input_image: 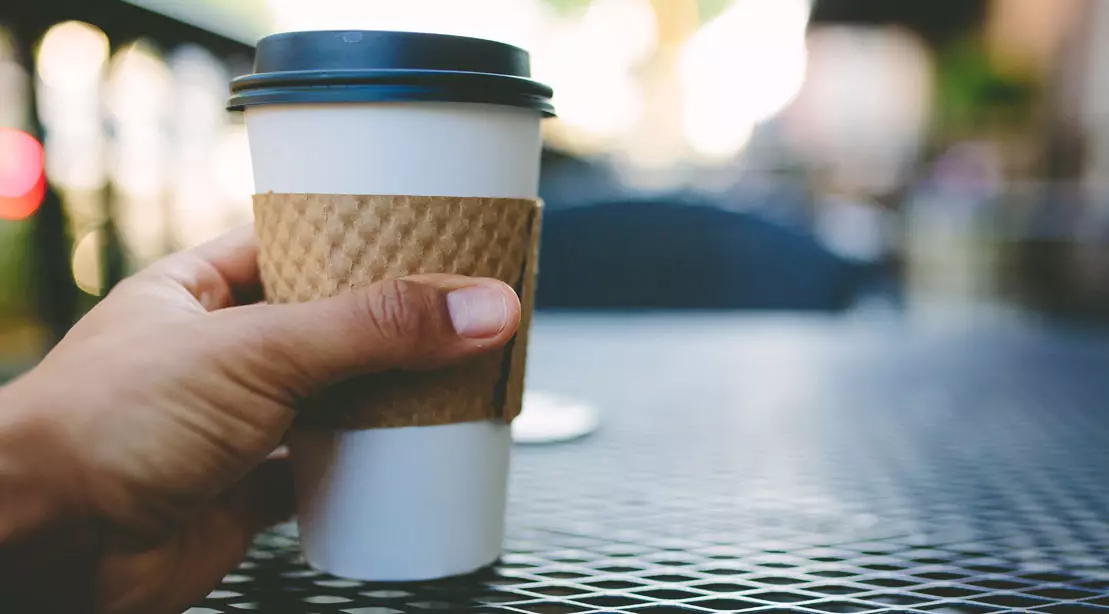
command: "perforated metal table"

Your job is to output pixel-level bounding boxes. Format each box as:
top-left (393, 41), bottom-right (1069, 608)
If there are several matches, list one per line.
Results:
top-left (195, 314), bottom-right (1109, 613)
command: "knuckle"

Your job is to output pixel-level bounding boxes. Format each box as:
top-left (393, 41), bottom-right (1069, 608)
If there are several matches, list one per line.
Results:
top-left (105, 274), bottom-right (144, 299)
top-left (360, 279), bottom-right (431, 342)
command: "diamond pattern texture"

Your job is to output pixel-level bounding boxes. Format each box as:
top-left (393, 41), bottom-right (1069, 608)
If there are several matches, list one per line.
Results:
top-left (253, 193), bottom-right (540, 429)
top-left (195, 317), bottom-right (1109, 613)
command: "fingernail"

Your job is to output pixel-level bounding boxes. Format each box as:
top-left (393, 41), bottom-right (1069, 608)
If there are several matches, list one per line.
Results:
top-left (447, 284), bottom-right (510, 339)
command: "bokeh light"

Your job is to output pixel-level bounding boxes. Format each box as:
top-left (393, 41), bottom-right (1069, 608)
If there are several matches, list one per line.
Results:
top-left (534, 22), bottom-right (645, 144)
top-left (171, 123), bottom-right (253, 249)
top-left (784, 26), bottom-right (933, 194)
top-left (106, 41), bottom-right (172, 125)
top-left (170, 45), bottom-right (229, 135)
top-left (212, 124), bottom-right (254, 206)
top-left (107, 41), bottom-right (170, 199)
top-left (169, 45), bottom-right (235, 249)
top-left (43, 129), bottom-right (108, 192)
top-left (680, 0), bottom-right (811, 159)
top-left (36, 22), bottom-right (109, 192)
top-left (0, 128), bottom-right (46, 221)
top-left (106, 41), bottom-right (172, 265)
top-left (71, 227), bottom-right (105, 296)
top-left (36, 21), bottom-right (109, 93)
top-left (533, 0), bottom-right (655, 150)
top-left (575, 0), bottom-right (658, 66)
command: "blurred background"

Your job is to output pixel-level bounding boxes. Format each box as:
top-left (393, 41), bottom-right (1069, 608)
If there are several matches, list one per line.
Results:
top-left (1, 0), bottom-right (1108, 373)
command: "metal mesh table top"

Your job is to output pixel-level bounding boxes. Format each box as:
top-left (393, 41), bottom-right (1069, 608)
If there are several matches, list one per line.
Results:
top-left (194, 314), bottom-right (1109, 613)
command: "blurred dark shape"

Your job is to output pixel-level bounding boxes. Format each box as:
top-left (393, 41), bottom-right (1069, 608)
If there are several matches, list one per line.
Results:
top-left (30, 184), bottom-right (77, 348)
top-left (8, 27), bottom-right (79, 350)
top-left (536, 199), bottom-right (859, 311)
top-left (539, 148), bottom-right (625, 210)
top-left (811, 0), bottom-right (988, 47)
top-left (1004, 123), bottom-right (1103, 321)
top-left (934, 40), bottom-right (1038, 137)
top-left (101, 183), bottom-right (127, 293)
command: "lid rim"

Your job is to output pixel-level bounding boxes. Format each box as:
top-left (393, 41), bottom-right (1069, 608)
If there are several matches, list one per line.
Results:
top-left (228, 85), bottom-right (556, 117)
top-left (231, 69), bottom-right (553, 97)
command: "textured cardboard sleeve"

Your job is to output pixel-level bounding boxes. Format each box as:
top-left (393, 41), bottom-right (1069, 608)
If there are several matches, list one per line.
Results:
top-left (253, 193), bottom-right (541, 429)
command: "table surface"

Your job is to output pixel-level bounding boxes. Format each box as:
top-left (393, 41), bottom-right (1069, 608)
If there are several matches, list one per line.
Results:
top-left (194, 313), bottom-right (1109, 613)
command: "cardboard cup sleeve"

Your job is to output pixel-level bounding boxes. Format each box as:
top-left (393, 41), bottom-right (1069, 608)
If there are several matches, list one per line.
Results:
top-left (253, 193), bottom-right (541, 430)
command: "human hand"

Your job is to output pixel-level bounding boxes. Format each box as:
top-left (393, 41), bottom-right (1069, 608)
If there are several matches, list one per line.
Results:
top-left (0, 225), bottom-right (521, 613)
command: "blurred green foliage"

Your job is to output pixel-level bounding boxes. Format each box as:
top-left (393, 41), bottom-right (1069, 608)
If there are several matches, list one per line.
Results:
top-left (544, 0), bottom-right (592, 16)
top-left (935, 39), bottom-right (1038, 138)
top-left (697, 0), bottom-right (732, 23)
top-left (0, 220), bottom-right (33, 317)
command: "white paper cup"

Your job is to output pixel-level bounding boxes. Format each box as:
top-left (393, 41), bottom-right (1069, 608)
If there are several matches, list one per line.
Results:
top-left (232, 31), bottom-right (552, 582)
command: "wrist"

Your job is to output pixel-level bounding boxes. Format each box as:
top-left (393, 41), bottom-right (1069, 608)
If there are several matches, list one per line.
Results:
top-left (0, 376), bottom-right (100, 609)
top-left (0, 376), bottom-right (79, 542)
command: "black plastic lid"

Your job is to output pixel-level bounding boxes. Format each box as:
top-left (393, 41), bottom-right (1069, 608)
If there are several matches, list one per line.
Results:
top-left (228, 30), bottom-right (554, 116)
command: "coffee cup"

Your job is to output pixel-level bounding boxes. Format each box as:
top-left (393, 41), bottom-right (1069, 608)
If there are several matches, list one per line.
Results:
top-left (229, 30), bottom-right (554, 582)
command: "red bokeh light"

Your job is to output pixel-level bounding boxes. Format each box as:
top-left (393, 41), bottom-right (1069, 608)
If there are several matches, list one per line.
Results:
top-left (0, 128), bottom-right (47, 221)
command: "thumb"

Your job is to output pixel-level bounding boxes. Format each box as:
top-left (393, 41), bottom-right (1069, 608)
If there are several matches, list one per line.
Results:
top-left (219, 275), bottom-right (522, 398)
